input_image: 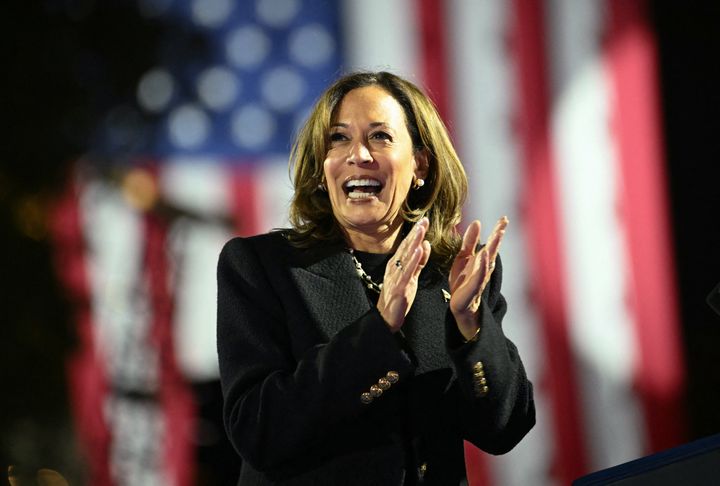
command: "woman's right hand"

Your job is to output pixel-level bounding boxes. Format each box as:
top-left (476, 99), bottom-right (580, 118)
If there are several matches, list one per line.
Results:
top-left (376, 217), bottom-right (431, 332)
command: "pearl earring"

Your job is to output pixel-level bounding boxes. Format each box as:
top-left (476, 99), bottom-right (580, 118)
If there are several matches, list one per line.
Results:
top-left (413, 178), bottom-right (425, 190)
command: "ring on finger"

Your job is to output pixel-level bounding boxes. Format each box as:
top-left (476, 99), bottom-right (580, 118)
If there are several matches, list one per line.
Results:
top-left (395, 259), bottom-right (403, 269)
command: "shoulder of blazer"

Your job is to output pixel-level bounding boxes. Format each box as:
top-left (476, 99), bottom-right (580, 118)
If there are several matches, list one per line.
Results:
top-left (222, 230), bottom-right (295, 268)
top-left (221, 230), bottom-right (374, 339)
top-left (233, 230), bottom-right (292, 253)
top-left (220, 230), bottom-right (351, 282)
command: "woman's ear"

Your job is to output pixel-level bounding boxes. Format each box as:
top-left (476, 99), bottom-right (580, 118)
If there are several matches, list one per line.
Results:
top-left (414, 148), bottom-right (430, 181)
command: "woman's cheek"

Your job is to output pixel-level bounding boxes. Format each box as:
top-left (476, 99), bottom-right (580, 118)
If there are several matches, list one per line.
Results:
top-left (323, 155), bottom-right (339, 179)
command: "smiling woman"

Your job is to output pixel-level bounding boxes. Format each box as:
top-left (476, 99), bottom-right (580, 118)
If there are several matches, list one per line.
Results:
top-left (322, 85), bottom-right (427, 253)
top-left (289, 72), bottom-right (467, 269)
top-left (217, 71), bottom-right (535, 485)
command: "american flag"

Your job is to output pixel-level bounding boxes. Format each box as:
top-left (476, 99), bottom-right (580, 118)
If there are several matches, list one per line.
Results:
top-left (56, 0), bottom-right (685, 484)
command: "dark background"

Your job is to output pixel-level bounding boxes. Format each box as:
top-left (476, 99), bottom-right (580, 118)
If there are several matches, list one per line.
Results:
top-left (651, 0), bottom-right (720, 441)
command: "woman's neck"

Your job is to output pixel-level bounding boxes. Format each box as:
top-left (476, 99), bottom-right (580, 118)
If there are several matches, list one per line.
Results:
top-left (343, 221), bottom-right (403, 254)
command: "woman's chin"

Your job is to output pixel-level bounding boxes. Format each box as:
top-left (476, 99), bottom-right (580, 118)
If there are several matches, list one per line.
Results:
top-left (340, 213), bottom-right (403, 234)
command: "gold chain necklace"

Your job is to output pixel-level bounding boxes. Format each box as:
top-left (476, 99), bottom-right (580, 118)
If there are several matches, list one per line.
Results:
top-left (348, 249), bottom-right (383, 294)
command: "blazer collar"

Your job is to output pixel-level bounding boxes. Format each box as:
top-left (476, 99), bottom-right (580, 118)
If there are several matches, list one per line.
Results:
top-left (287, 241), bottom-right (451, 355)
top-left (288, 243), bottom-right (373, 339)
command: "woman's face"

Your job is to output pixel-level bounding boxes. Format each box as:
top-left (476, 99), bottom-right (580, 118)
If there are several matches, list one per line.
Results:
top-left (323, 85), bottom-right (426, 240)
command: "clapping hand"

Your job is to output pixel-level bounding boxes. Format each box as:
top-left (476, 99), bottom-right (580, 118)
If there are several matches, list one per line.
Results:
top-left (376, 217), bottom-right (431, 332)
top-left (449, 217), bottom-right (508, 340)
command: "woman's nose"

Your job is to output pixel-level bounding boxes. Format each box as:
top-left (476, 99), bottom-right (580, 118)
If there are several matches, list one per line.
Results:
top-left (347, 141), bottom-right (372, 165)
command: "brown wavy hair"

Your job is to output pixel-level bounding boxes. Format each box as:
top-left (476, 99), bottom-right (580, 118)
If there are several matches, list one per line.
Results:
top-left (288, 71), bottom-right (467, 269)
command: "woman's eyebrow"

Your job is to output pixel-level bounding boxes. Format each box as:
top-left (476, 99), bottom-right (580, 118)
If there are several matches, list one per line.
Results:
top-left (329, 121), bottom-right (392, 130)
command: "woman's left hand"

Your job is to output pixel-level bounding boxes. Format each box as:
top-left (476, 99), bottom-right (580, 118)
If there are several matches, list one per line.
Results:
top-left (448, 217), bottom-right (508, 340)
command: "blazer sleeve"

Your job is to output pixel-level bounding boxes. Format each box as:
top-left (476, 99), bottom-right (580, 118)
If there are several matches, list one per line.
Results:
top-left (217, 237), bottom-right (414, 473)
top-left (444, 255), bottom-right (536, 454)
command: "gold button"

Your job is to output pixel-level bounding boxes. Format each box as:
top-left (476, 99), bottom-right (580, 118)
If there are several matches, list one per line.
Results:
top-left (478, 377), bottom-right (487, 385)
top-left (386, 371), bottom-right (399, 383)
top-left (473, 370), bottom-right (485, 378)
top-left (377, 378), bottom-right (391, 390)
top-left (369, 385), bottom-right (383, 397)
top-left (472, 362), bottom-right (484, 372)
top-left (361, 392), bottom-right (373, 404)
top-left (478, 385), bottom-right (489, 396)
top-left (418, 462), bottom-right (427, 478)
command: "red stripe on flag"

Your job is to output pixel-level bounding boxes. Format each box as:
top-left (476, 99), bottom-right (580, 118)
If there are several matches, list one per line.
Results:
top-left (511, 0), bottom-right (588, 481)
top-left (230, 165), bottom-right (261, 236)
top-left (50, 170), bottom-right (113, 486)
top-left (417, 0), bottom-right (452, 123)
top-left (463, 441), bottom-right (491, 486)
top-left (606, 0), bottom-right (686, 453)
top-left (144, 168), bottom-right (196, 486)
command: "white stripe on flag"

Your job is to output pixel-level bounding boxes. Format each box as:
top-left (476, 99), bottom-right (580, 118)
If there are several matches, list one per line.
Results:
top-left (255, 158), bottom-right (296, 232)
top-left (547, 0), bottom-right (647, 470)
top-left (80, 177), bottom-right (151, 374)
top-left (160, 159), bottom-right (234, 381)
top-left (448, 1), bottom-right (556, 485)
top-left (340, 0), bottom-right (420, 79)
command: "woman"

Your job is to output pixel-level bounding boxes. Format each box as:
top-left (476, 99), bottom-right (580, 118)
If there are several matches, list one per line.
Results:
top-left (217, 71), bottom-right (535, 485)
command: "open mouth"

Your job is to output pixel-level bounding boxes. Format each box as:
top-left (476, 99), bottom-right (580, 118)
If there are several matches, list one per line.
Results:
top-left (343, 178), bottom-right (383, 199)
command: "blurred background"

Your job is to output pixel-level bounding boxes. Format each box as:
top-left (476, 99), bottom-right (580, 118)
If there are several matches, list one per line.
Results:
top-left (1, 0), bottom-right (718, 485)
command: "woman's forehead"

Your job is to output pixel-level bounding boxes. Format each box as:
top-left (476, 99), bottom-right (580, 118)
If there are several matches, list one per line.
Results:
top-left (331, 86), bottom-right (407, 126)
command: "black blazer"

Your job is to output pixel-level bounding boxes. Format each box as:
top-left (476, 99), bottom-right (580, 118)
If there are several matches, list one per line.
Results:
top-left (217, 231), bottom-right (535, 485)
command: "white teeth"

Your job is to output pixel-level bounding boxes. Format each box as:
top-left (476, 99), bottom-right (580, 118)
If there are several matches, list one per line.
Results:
top-left (345, 179), bottom-right (381, 188)
top-left (348, 191), bottom-right (375, 199)
top-left (344, 178), bottom-right (381, 200)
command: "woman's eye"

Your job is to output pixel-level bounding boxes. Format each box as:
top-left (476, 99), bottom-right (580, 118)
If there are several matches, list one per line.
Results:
top-left (329, 132), bottom-right (347, 142)
top-left (371, 131), bottom-right (391, 141)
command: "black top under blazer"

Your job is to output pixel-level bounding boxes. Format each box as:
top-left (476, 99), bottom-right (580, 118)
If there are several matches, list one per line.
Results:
top-left (217, 231), bottom-right (535, 485)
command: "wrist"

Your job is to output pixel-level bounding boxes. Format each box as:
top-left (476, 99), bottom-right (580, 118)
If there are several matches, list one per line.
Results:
top-left (460, 325), bottom-right (481, 343)
top-left (378, 304), bottom-right (403, 333)
top-left (453, 311), bottom-right (481, 342)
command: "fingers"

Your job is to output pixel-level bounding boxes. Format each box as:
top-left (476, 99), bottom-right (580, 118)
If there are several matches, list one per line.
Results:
top-left (449, 216), bottom-right (509, 315)
top-left (399, 244), bottom-right (423, 282)
top-left (386, 218), bottom-right (432, 289)
top-left (459, 220), bottom-right (482, 257)
top-left (395, 235), bottom-right (430, 287)
top-left (466, 249), bottom-right (487, 297)
top-left (472, 216), bottom-right (508, 289)
top-left (409, 217), bottom-right (429, 253)
top-left (485, 216), bottom-right (508, 271)
top-left (391, 217), bottom-right (428, 270)
top-left (449, 220), bottom-right (481, 292)
top-left (412, 240), bottom-right (431, 280)
top-left (377, 218), bottom-right (430, 331)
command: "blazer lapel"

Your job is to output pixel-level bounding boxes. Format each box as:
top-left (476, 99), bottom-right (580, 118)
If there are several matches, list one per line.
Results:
top-left (289, 246), bottom-right (372, 340)
top-left (288, 243), bottom-right (453, 374)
